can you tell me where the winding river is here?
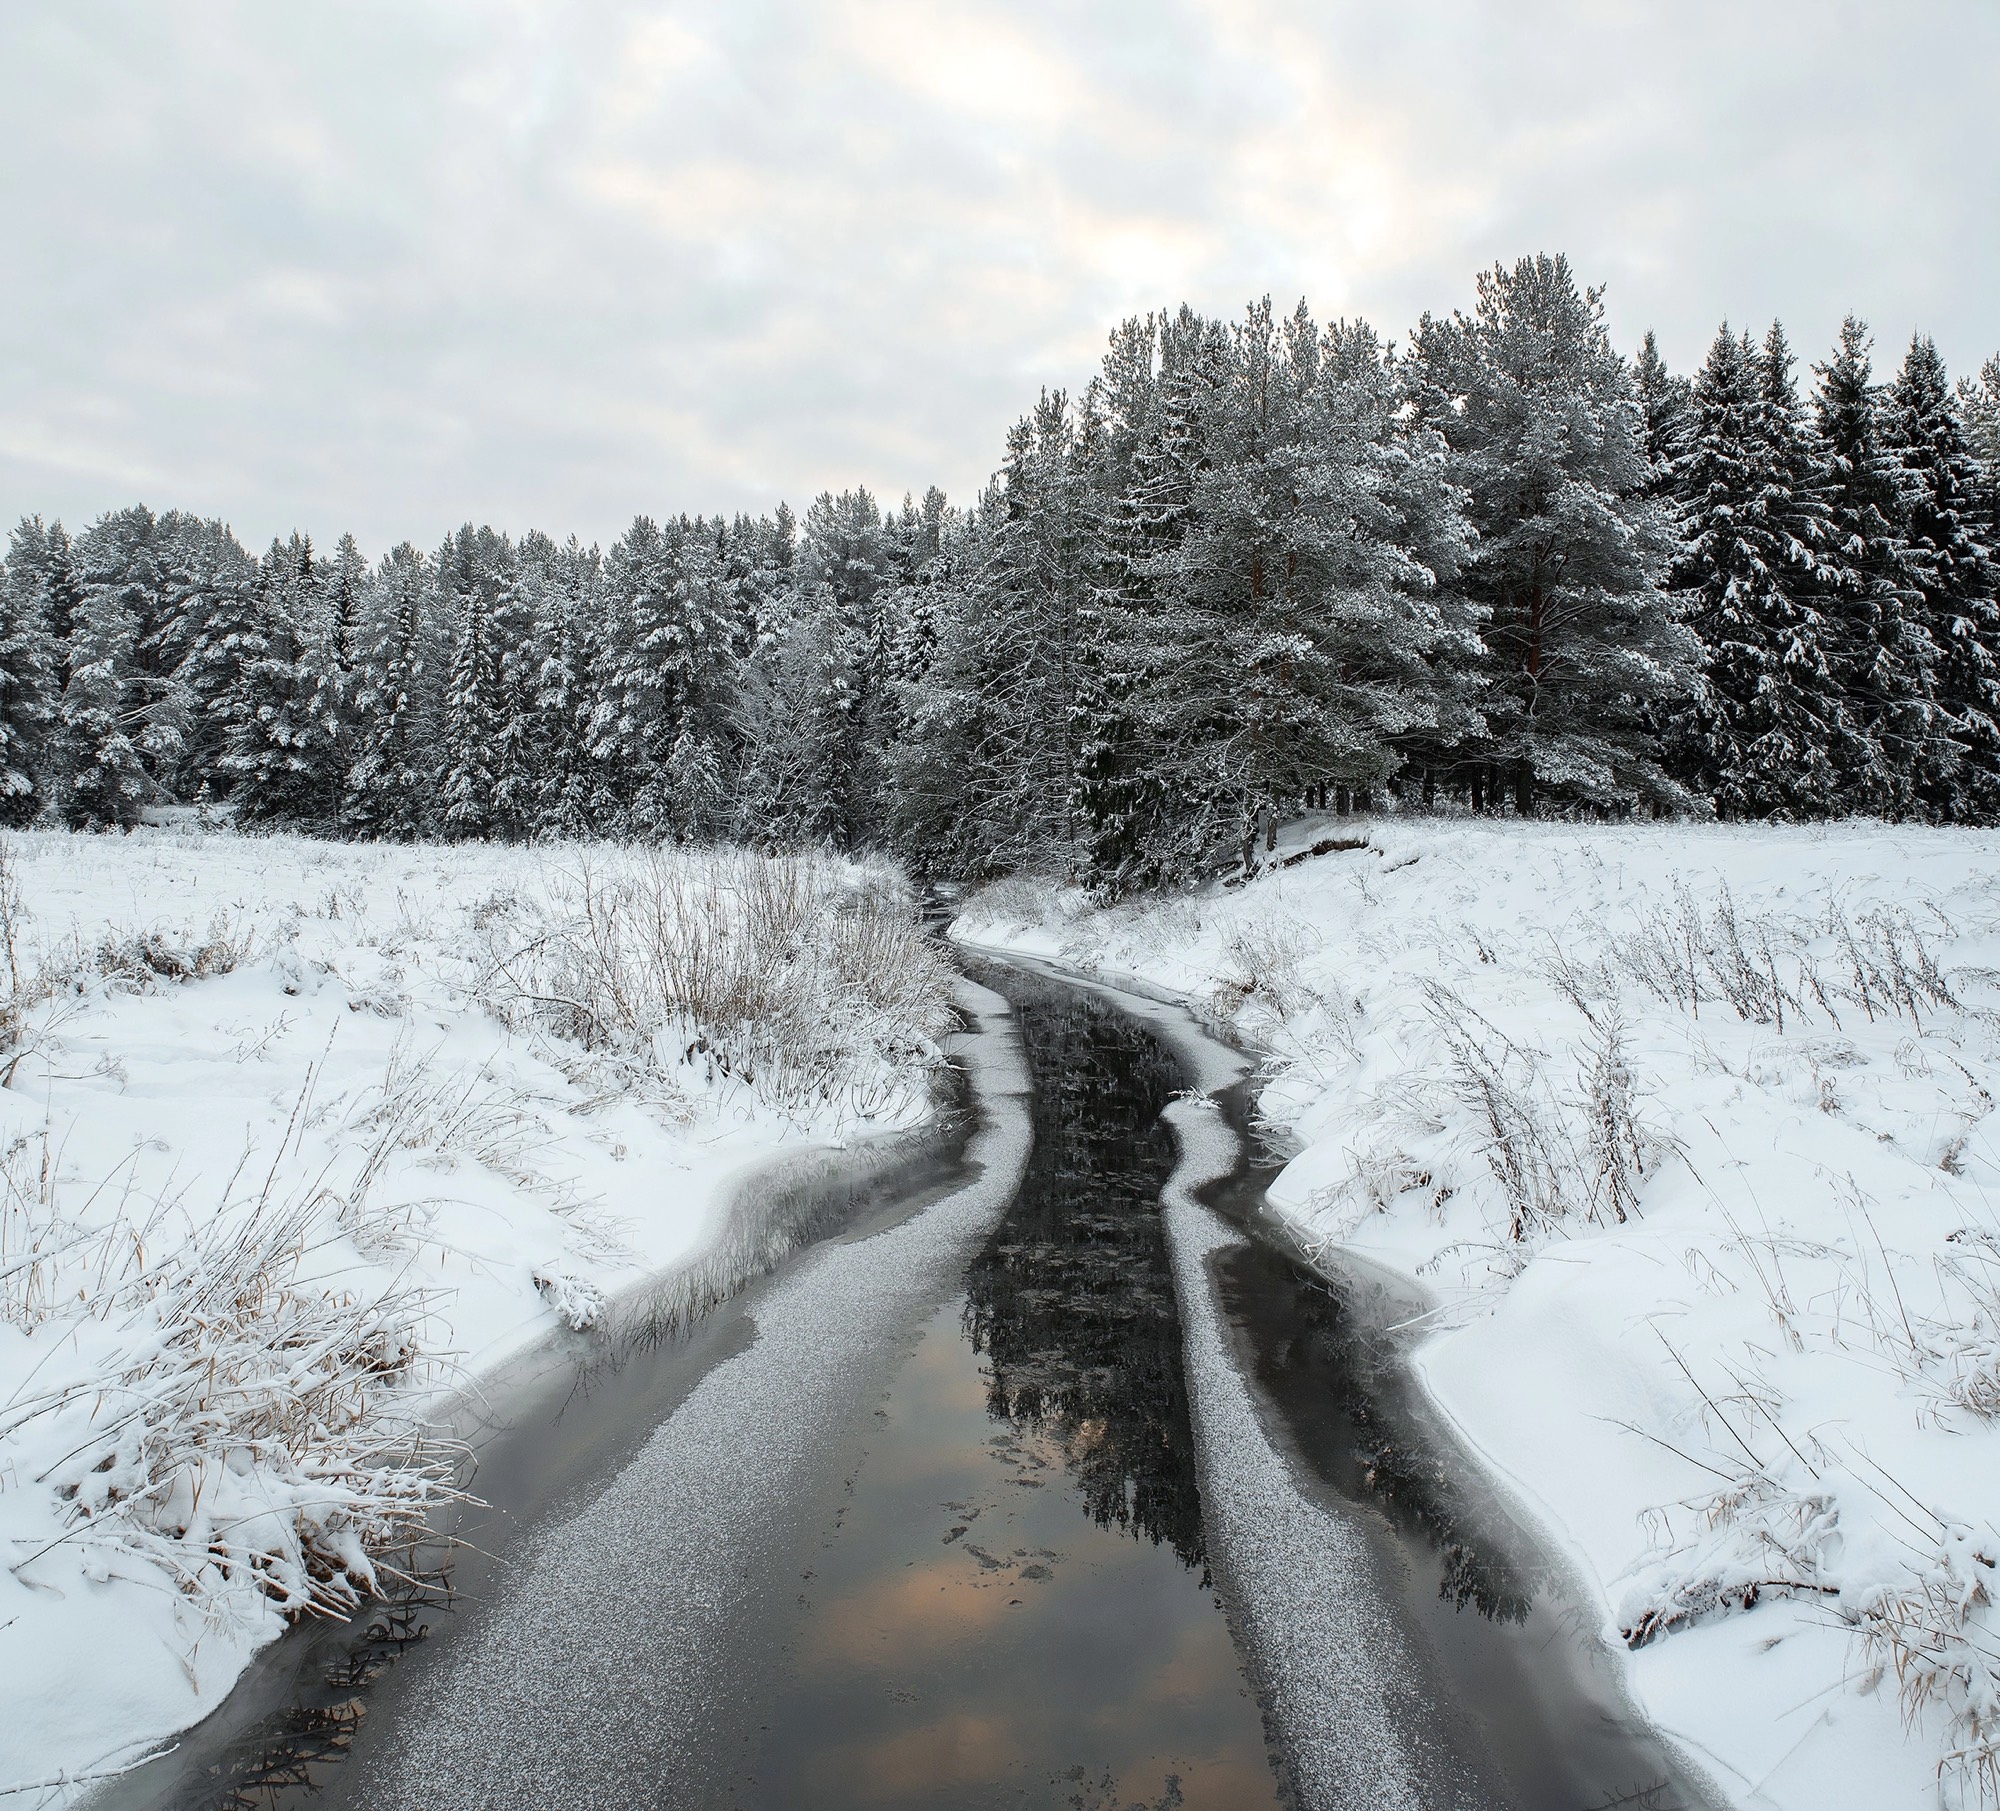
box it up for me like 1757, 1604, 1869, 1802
93, 958, 1718, 1811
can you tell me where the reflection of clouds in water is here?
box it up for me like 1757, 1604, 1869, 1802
832, 1709, 1021, 1798
800, 1554, 1027, 1665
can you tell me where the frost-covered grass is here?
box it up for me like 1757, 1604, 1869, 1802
954, 819, 2000, 1811
0, 827, 951, 1801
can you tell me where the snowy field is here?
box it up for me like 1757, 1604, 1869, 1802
0, 827, 953, 1800
954, 821, 2000, 1811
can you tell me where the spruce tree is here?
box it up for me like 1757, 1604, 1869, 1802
1893, 335, 2000, 818
223, 536, 343, 826
77, 507, 186, 804
1812, 317, 1937, 815
343, 543, 435, 838
1667, 326, 1852, 816
1959, 355, 2000, 540
60, 582, 147, 830
0, 520, 60, 824
154, 516, 259, 800
1634, 330, 1694, 498
431, 526, 514, 839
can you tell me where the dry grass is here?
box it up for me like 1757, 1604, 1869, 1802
482, 848, 957, 1124
0, 1125, 461, 1628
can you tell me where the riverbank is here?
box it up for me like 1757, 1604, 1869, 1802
0, 828, 953, 1800
952, 819, 2000, 1811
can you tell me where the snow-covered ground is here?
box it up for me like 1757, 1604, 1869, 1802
953, 820, 2000, 1811
0, 826, 952, 1801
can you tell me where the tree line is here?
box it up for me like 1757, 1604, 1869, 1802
2, 253, 1997, 891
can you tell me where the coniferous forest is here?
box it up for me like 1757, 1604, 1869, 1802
4, 253, 1999, 893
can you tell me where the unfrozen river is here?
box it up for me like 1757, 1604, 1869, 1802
98, 961, 1715, 1811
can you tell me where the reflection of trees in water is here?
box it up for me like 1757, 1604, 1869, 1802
174, 1572, 448, 1809
1242, 1254, 1532, 1624
962, 985, 1206, 1571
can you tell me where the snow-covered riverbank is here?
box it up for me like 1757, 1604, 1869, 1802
953, 820, 2000, 1811
0, 827, 953, 1801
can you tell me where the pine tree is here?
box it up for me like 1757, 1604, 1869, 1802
515, 533, 600, 839
60, 581, 147, 830
794, 490, 900, 845
153, 515, 259, 800
1667, 326, 1854, 816
223, 536, 343, 826
433, 526, 513, 840
1959, 355, 2000, 540
1812, 317, 1938, 815
76, 506, 186, 804
1893, 335, 2000, 819
589, 516, 738, 840
343, 543, 435, 839
0, 520, 60, 824
1634, 330, 1694, 498
1407, 254, 1696, 814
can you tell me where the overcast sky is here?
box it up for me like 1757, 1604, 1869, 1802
1, 0, 1994, 555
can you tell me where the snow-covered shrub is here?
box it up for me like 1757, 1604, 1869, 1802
1857, 1519, 2000, 1809
532, 1266, 607, 1332
1206, 917, 1326, 1024
956, 872, 1086, 935
88, 916, 255, 990
1425, 985, 1666, 1242
483, 848, 956, 1125
0, 1135, 457, 1627
1599, 883, 1961, 1033
1618, 1469, 1842, 1647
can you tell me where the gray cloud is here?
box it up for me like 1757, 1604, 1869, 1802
1, 0, 1994, 554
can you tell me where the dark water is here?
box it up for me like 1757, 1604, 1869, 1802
727, 973, 1275, 1808
1198, 1077, 1712, 1811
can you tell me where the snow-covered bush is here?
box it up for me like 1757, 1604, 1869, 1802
482, 848, 957, 1124
0, 1132, 455, 1626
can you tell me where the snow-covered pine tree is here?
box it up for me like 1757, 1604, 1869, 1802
1811, 317, 1939, 815
654, 524, 739, 841
1086, 307, 1233, 883
513, 532, 599, 839
59, 575, 147, 830
1407, 254, 1696, 814
222, 535, 343, 826
1666, 325, 1854, 817
1959, 355, 2000, 537
1634, 330, 1694, 498
0, 519, 60, 824
1893, 335, 2000, 819
1137, 300, 1477, 866
151, 514, 258, 801
76, 507, 187, 805
976, 390, 1116, 877
321, 532, 369, 677
734, 576, 857, 848
342, 542, 435, 839
435, 526, 510, 840
588, 516, 741, 841
794, 489, 901, 846
485, 543, 540, 842
1311, 315, 1479, 813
